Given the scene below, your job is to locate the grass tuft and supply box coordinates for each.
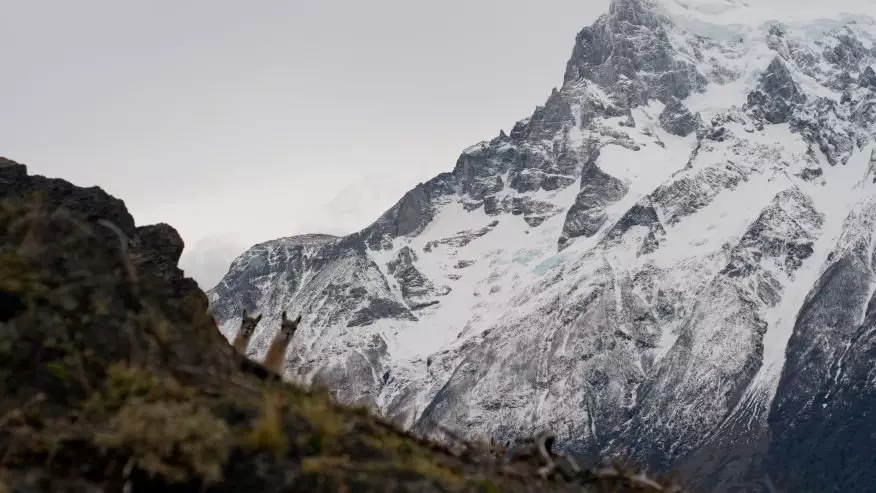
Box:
[94,400,232,484]
[238,390,288,457]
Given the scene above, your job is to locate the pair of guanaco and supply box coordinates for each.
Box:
[232,309,302,375]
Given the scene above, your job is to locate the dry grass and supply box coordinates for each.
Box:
[94,400,233,484]
[238,391,288,456]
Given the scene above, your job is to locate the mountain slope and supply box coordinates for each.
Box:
[208,1,876,491]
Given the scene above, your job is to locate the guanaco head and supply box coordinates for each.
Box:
[234,309,262,350]
[278,311,302,342]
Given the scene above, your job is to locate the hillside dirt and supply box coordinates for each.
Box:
[0,159,687,493]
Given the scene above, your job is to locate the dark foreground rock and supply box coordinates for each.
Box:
[0,160,684,493]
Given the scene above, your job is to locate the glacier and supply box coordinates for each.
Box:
[206,1,876,491]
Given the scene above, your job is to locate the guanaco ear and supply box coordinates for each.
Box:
[255,314,262,323]
[242,309,248,319]
[281,311,288,322]
[294,314,302,325]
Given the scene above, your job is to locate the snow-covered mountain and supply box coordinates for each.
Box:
[207,1,876,491]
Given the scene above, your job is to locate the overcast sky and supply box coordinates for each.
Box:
[0,1,610,246]
[2,0,872,287]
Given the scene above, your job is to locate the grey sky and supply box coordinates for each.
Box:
[0,0,609,247]
[2,0,872,288]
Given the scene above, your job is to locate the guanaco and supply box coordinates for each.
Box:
[263,311,302,375]
[232,309,262,354]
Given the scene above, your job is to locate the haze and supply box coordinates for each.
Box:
[1,0,871,288]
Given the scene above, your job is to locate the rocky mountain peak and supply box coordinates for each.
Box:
[564,0,706,106]
[607,0,664,28]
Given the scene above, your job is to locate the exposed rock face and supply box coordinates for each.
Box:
[861,65,876,87]
[208,2,876,492]
[824,33,870,70]
[137,223,185,264]
[746,57,806,124]
[559,153,629,249]
[564,0,707,106]
[0,158,135,234]
[387,246,451,310]
[0,159,204,304]
[363,180,451,250]
[658,98,701,137]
